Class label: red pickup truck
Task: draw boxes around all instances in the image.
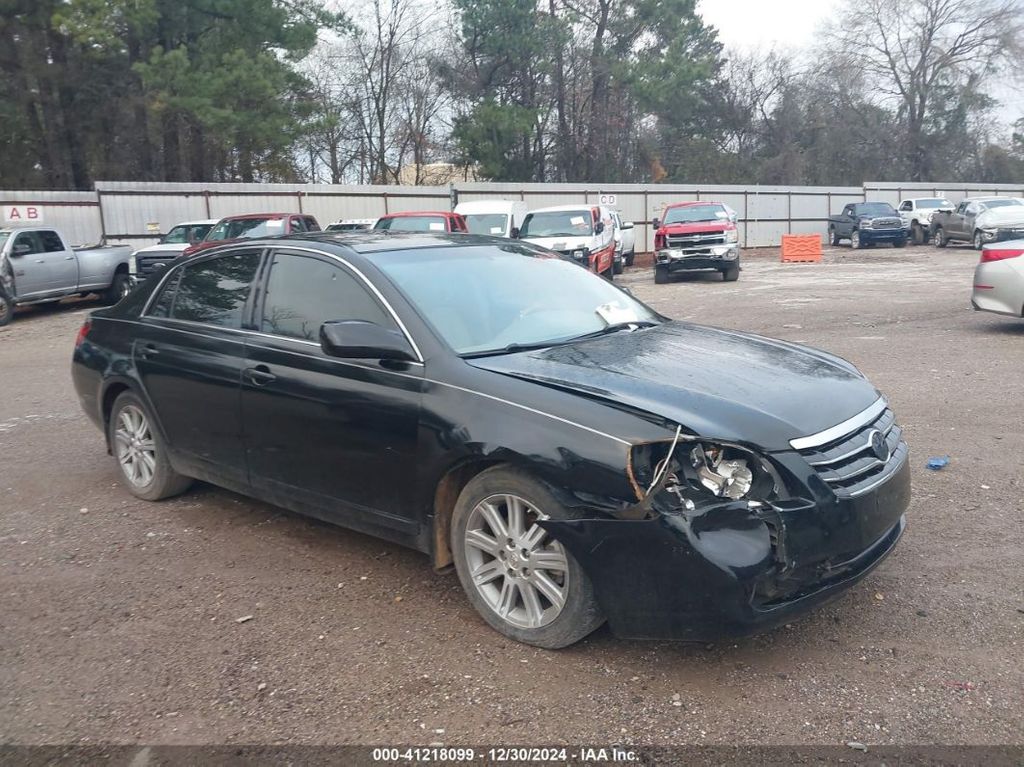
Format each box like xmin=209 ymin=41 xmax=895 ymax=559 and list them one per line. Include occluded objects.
xmin=652 ymin=201 xmax=740 ymax=283
xmin=373 ymin=211 xmax=468 ymax=233
xmin=183 ymin=213 xmax=321 ymax=257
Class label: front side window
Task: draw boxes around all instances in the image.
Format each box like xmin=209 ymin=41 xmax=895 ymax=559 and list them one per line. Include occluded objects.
xmin=261 ymin=252 xmax=393 ymax=341
xmin=519 ymin=211 xmax=593 ymax=238
xmin=164 ymin=252 xmax=260 ymax=327
xmin=12 ymin=232 xmax=40 ymax=255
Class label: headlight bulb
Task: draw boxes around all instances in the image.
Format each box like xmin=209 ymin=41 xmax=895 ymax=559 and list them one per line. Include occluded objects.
xmin=690 ymin=444 xmax=754 ymax=499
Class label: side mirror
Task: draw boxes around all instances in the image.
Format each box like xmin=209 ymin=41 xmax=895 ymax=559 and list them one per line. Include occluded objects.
xmin=510 ymin=226 xmax=520 ymax=239
xmin=621 ymin=221 xmax=634 ymax=230
xmin=320 ymin=320 xmax=416 ymax=362
xmin=729 ymin=212 xmax=738 ymax=223
xmin=652 ymin=218 xmax=661 ymax=229
xmin=595 ymin=221 xmax=605 ymax=234
xmin=11 ymin=243 xmax=31 ymax=256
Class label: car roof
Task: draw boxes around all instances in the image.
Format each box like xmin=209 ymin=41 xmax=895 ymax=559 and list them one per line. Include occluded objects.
xmin=217 ymin=213 xmax=300 ymax=221
xmin=377 ymin=211 xmax=456 ymax=218
xmin=528 ymin=204 xmax=598 ymax=213
xmin=277 ymin=231 xmax=503 ymax=253
xmin=175 ymin=219 xmax=219 ymax=226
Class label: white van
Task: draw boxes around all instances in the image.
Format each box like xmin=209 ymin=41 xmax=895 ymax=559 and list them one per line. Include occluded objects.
xmin=517 ymin=204 xmax=617 ymax=277
xmin=454 ymin=200 xmax=528 ymax=238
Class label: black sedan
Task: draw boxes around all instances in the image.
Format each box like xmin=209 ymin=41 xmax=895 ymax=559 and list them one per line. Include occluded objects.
xmin=71 ymin=232 xmax=910 ymax=648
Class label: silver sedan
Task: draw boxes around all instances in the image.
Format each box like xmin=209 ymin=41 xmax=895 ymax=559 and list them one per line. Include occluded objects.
xmin=972 ymin=239 xmax=1024 ymax=318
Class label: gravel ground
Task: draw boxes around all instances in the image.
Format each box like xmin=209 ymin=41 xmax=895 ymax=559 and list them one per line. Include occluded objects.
xmin=1 ymin=242 xmax=1022 ymax=748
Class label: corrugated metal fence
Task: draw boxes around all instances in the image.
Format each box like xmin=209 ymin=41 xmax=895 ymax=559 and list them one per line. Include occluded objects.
xmin=3 ymin=180 xmax=1023 ymax=251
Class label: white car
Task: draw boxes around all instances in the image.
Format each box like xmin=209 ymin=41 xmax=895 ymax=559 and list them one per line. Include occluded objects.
xmin=610 ymin=210 xmax=636 ymax=271
xmin=517 ymin=204 xmax=618 ymax=278
xmin=896 ymin=198 xmax=953 ymax=244
xmin=130 ymin=219 xmax=217 ymax=281
xmin=455 ymin=200 xmax=528 ymax=238
xmin=972 ymin=239 xmax=1024 ymax=318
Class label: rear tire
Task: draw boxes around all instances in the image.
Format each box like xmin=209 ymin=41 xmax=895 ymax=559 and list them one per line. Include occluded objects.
xmin=935 ymin=227 xmax=948 ymax=248
xmin=0 ymin=291 xmax=13 ymax=327
xmin=108 ymin=391 xmax=192 ymax=501
xmin=103 ymin=271 xmax=131 ymax=305
xmin=450 ymin=466 xmax=605 ymax=649
xmin=654 ymin=265 xmax=670 ymax=284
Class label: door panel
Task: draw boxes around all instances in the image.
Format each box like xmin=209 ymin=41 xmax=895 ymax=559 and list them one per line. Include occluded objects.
xmin=38 ymin=230 xmax=78 ymax=290
xmin=9 ymin=231 xmax=49 ymax=296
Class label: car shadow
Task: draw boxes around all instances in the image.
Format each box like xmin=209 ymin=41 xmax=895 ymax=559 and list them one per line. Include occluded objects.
xmin=9 ymin=294 xmax=106 ymax=324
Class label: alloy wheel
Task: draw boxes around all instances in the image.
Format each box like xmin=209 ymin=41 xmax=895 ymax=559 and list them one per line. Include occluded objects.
xmin=463 ymin=494 xmax=569 ymax=629
xmin=114 ymin=404 xmax=157 ymax=488
xmin=852 ymin=230 xmax=860 ymax=249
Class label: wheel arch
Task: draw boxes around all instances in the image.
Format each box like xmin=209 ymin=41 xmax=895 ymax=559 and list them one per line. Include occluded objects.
xmin=431 ymin=457 xmax=512 ymax=570
xmin=99 ymin=377 xmax=167 ymax=454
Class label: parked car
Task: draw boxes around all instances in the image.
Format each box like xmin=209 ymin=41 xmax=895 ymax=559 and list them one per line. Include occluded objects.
xmin=896 ymin=198 xmax=953 ymax=244
xmin=972 ymin=239 xmax=1024 ymax=318
xmin=828 ymin=202 xmax=906 ymax=249
xmin=326 ymin=219 xmax=376 ymax=232
xmin=932 ymin=197 xmax=1024 ymax=250
xmin=652 ymin=201 xmax=740 ymax=283
xmin=610 ymin=210 xmax=636 ymax=271
xmin=517 ymin=204 xmax=617 ymax=278
xmin=455 ymin=200 xmax=528 ymax=238
xmin=182 ymin=213 xmax=321 ymax=257
xmin=0 ymin=227 xmax=132 ymax=326
xmin=72 ymin=232 xmax=909 ymax=648
xmin=130 ymin=219 xmax=217 ymax=282
xmin=374 ymin=211 xmax=468 ymax=233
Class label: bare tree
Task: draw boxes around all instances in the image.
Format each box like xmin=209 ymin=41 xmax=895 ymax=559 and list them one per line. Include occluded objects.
xmin=827 ymin=0 xmax=1024 ymax=179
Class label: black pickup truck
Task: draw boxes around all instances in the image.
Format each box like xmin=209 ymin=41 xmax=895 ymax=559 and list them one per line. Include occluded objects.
xmin=828 ymin=202 xmax=907 ymax=249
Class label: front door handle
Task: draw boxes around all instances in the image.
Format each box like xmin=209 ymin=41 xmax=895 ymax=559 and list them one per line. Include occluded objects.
xmin=138 ymin=343 xmax=161 ymax=359
xmin=243 ymin=365 xmax=277 ymax=386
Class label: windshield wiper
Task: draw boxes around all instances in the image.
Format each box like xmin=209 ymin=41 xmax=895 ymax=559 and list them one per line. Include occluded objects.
xmin=461 ymin=340 xmax=567 ymax=359
xmin=567 ymin=321 xmax=660 ymax=342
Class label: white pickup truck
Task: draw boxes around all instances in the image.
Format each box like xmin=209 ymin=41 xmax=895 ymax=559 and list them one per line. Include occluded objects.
xmin=0 ymin=227 xmax=133 ymax=326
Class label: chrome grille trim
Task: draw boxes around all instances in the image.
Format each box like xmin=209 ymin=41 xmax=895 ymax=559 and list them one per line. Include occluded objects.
xmin=790 ymin=398 xmax=887 ymax=450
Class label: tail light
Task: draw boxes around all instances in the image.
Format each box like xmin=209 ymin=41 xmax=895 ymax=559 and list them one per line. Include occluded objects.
xmin=654 ymin=232 xmax=666 ymax=250
xmin=75 ymin=319 xmax=91 ymax=348
xmin=981 ymin=247 xmax=1024 ymax=263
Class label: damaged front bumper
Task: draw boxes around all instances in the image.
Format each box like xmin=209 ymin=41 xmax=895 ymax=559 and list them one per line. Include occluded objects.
xmin=540 ymin=452 xmax=910 ymax=641
xmin=656 ymin=246 xmax=739 ymax=273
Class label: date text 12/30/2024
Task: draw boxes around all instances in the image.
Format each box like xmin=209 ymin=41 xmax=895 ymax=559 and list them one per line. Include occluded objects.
xmin=372 ymin=747 xmax=640 ymax=763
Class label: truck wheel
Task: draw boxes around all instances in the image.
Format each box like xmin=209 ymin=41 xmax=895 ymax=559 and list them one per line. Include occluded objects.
xmin=935 ymin=228 xmax=948 ymax=248
xmin=450 ymin=466 xmax=605 ymax=649
xmin=973 ymin=230 xmax=984 ymax=250
xmin=722 ymin=265 xmax=740 ymax=282
xmin=654 ymin=266 xmax=670 ymax=284
xmin=0 ymin=291 xmax=13 ymax=327
xmin=851 ymin=230 xmax=863 ymax=249
xmin=613 ymin=259 xmax=624 ymax=275
xmin=829 ymin=226 xmax=840 ymax=246
xmin=103 ymin=271 xmax=132 ymax=305
xmin=893 ymin=238 xmax=907 ymax=248
xmin=624 ymin=251 xmax=634 ymax=267
xmin=912 ymin=223 xmax=925 ymax=245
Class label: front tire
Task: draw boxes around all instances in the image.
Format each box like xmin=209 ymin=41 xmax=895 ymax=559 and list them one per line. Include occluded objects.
xmin=103 ymin=271 xmax=132 ymax=305
xmin=108 ymin=391 xmax=192 ymax=501
xmin=0 ymin=291 xmax=13 ymax=327
xmin=654 ymin=265 xmax=670 ymax=284
xmin=973 ymin=230 xmax=984 ymax=250
xmin=935 ymin=227 xmax=948 ymax=248
xmin=723 ymin=264 xmax=740 ymax=281
xmin=851 ymin=229 xmax=863 ymax=249
xmin=451 ymin=467 xmax=605 ymax=649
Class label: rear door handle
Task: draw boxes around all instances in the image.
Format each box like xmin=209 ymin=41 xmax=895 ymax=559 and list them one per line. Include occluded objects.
xmin=138 ymin=343 xmax=161 ymax=359
xmin=243 ymin=365 xmax=276 ymax=386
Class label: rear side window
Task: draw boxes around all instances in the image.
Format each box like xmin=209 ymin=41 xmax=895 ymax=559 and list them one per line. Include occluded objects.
xmin=305 ymin=217 xmax=320 ymax=231
xmin=260 ymin=252 xmax=393 ymax=341
xmin=162 ymin=252 xmax=260 ymax=327
xmin=148 ymin=270 xmax=182 ymax=318
xmin=39 ymin=231 xmax=65 ymax=252
xmin=290 ymin=216 xmax=307 ymax=233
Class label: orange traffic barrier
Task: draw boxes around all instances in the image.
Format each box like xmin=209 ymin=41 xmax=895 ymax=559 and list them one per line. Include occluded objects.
xmin=780 ymin=234 xmax=823 ymax=263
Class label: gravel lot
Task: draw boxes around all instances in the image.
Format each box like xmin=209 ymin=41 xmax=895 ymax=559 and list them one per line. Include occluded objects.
xmin=1 ymin=243 xmax=1022 ymax=748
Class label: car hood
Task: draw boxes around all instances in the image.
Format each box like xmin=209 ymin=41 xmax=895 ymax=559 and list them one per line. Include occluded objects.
xmin=978 ymin=207 xmax=1024 ymax=227
xmin=467 ymin=321 xmax=880 ymax=451
xmin=522 ymin=235 xmax=595 ymax=252
xmin=134 ymin=243 xmax=190 ymax=255
xmin=660 ymin=222 xmax=733 ymax=235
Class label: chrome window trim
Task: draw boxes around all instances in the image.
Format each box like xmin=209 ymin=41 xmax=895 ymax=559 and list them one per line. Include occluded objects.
xmin=139 ymin=242 xmax=425 ymax=364
xmin=790 ymin=397 xmax=887 ymax=451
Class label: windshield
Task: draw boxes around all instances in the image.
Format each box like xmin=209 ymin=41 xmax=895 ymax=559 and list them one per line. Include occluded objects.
xmin=984 ymin=199 xmax=1024 ymax=210
xmin=663 ymin=204 xmax=729 ymax=225
xmin=206 ymin=217 xmax=285 ymax=241
xmin=464 ymin=214 xmax=509 ymax=236
xmin=917 ymin=199 xmax=953 ymax=209
xmin=519 ymin=211 xmax=593 ymax=238
xmin=161 ymin=223 xmax=214 ymax=244
xmin=374 ymin=215 xmax=448 ymax=232
xmin=375 ymin=244 xmax=660 ymax=355
xmin=856 ymin=203 xmax=897 ymax=216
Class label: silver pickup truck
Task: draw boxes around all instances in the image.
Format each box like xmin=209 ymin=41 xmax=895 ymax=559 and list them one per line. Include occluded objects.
xmin=0 ymin=227 xmax=132 ymax=326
